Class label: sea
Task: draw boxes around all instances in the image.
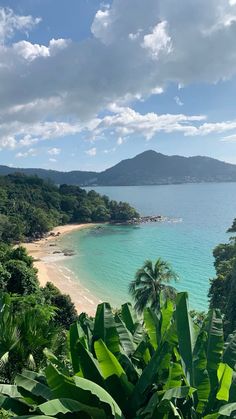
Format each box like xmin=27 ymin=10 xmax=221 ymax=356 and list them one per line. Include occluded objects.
xmin=60 ymin=182 xmax=236 ymax=311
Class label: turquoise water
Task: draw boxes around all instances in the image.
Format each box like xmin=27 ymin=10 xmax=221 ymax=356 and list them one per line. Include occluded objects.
xmin=61 ymin=183 xmax=236 ymax=311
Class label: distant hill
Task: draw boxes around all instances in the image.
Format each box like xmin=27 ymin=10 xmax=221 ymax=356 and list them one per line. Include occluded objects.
xmin=1 ymin=150 xmax=236 ymax=186
xmin=0 ymin=165 xmax=98 ymax=185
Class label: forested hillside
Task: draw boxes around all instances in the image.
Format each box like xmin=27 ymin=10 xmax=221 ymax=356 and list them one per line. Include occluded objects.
xmin=0 ymin=173 xmax=139 ymax=243
xmin=2 ymin=150 xmax=236 ymax=185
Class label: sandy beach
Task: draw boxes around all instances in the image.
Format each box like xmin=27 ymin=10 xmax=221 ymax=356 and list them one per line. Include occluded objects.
xmin=22 ymin=224 xmax=100 ymax=316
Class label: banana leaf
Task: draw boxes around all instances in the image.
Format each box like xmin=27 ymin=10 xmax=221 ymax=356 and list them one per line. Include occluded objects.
xmin=46 ymin=363 xmax=123 ymax=418
xmin=218 ymin=402 xmax=236 ymax=417
xmin=164 ymin=361 xmax=184 ymax=389
xmin=161 ymin=299 xmax=174 ymax=338
xmin=216 ymin=363 xmax=233 ymax=402
xmin=175 ymin=292 xmax=199 ymax=386
xmin=129 ymin=341 xmax=170 ymax=415
xmin=69 ymin=321 xmax=86 ymax=374
xmin=143 ymin=308 xmax=160 ymax=350
xmin=193 ymin=331 xmax=210 ymax=414
xmin=14 ymin=416 xmax=55 ymax=418
xmin=15 ymin=373 xmax=52 ymax=403
xmin=0 ymin=384 xmax=21 ymax=398
xmin=94 ymin=338 xmax=133 ymax=412
xmin=93 ymin=303 xmax=120 ymax=354
xmin=76 ymin=340 xmax=105 ymax=388
xmin=223 ymin=332 xmax=236 ymax=370
xmin=121 ymin=302 xmax=138 ymax=334
xmin=38 ymin=397 xmax=107 ymax=418
xmin=204 ymin=309 xmax=224 ymax=390
xmin=0 ymin=394 xmax=31 ymax=416
xmin=114 ymin=313 xmax=136 ymax=356
xmin=161 ymin=385 xmax=196 ymax=401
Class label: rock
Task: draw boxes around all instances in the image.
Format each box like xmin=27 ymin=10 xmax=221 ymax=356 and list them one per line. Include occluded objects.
xmin=62 ymin=248 xmax=75 ymax=257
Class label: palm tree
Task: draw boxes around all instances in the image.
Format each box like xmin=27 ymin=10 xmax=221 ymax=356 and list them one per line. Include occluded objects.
xmin=129 ymin=258 xmax=178 ymax=314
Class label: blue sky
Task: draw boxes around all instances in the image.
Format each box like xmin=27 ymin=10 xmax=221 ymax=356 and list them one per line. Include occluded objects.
xmin=1 ymin=0 xmax=236 ymax=171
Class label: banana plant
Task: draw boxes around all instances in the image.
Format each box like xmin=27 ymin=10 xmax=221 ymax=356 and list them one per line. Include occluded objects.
xmin=1 ymin=296 xmax=236 ymax=418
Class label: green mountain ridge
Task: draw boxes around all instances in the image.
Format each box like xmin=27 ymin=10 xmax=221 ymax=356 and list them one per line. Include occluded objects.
xmin=1 ymin=149 xmax=236 ymax=185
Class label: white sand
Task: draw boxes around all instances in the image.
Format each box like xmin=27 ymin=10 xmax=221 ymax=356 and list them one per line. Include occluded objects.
xmin=22 ymin=224 xmax=100 ymax=316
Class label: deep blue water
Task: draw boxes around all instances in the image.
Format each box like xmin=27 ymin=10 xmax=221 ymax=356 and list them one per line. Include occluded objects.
xmin=61 ymin=183 xmax=236 ymax=311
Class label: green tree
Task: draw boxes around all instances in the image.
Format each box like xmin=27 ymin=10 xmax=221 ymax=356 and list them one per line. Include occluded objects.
xmin=208 ymin=221 xmax=236 ymax=336
xmin=25 ymin=207 xmax=53 ymax=238
xmin=42 ymin=282 xmax=77 ymax=329
xmin=110 ymin=201 xmax=139 ymax=222
xmin=0 ymin=293 xmax=60 ymax=383
xmin=73 ymin=203 xmax=92 ymax=222
xmin=228 ymin=218 xmax=236 ymax=232
xmin=5 ymin=260 xmax=39 ymax=295
xmin=129 ymin=258 xmax=178 ymax=313
xmin=0 ymin=263 xmax=10 ymax=291
xmin=92 ymin=205 xmax=111 ymax=222
xmin=8 ymin=246 xmax=34 ymax=268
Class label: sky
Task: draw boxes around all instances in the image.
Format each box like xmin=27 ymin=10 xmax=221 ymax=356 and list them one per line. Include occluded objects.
xmin=1 ymin=0 xmax=236 ymax=171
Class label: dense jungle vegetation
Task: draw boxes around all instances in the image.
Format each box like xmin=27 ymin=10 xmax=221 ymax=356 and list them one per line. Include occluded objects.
xmin=0 ymin=173 xmax=139 ymax=243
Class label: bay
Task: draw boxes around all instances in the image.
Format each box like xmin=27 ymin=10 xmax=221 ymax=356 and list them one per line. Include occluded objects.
xmin=61 ymin=182 xmax=236 ymax=311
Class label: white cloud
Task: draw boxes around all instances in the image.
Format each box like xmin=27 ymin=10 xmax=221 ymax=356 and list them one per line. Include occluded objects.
xmin=151 ymin=87 xmax=164 ymax=95
xmin=117 ymin=136 xmax=124 ymax=145
xmin=13 ymin=40 xmax=50 ymax=61
xmin=0 ymin=120 xmax=93 ymax=149
xmin=13 ymin=38 xmax=69 ymax=61
xmin=86 ymin=147 xmax=97 ymax=156
xmin=1 ymin=2 xmax=236 ymax=151
xmin=48 ymin=147 xmax=61 ymax=155
xmin=97 ymin=105 xmax=205 ymax=140
xmin=220 ymin=134 xmax=236 ymax=142
xmin=128 ymin=29 xmax=143 ymax=40
xmin=104 ymin=147 xmax=116 ymax=154
xmin=0 ymin=7 xmax=40 ymax=44
xmin=195 ymin=121 xmax=236 ymax=136
xmin=0 ymin=135 xmax=16 ymax=150
xmin=174 ymin=96 xmax=184 ymax=106
xmin=142 ymin=21 xmax=172 ymax=59
xmin=91 ymin=8 xmax=111 ymax=44
xmin=16 ymin=148 xmax=37 ymax=158
xmin=49 ymin=158 xmax=57 ymax=163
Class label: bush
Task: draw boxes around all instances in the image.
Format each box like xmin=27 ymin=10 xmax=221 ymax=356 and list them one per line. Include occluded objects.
xmin=5 ymin=260 xmax=39 ymax=295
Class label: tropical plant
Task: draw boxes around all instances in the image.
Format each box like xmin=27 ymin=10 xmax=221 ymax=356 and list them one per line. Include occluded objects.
xmin=1 ymin=295 xmax=236 ymax=418
xmin=209 ymin=222 xmax=236 ymax=337
xmin=0 ymin=293 xmax=62 ymax=383
xmin=129 ymin=258 xmax=178 ymax=313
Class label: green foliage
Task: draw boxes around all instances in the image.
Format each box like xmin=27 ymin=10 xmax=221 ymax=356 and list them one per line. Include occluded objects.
xmin=42 ymin=282 xmax=77 ymax=329
xmin=5 ymin=261 xmax=39 ymax=296
xmin=228 ymin=218 xmax=236 ymax=233
xmin=0 ymin=174 xmax=139 ymax=242
xmin=0 ymin=246 xmax=39 ymax=295
xmin=0 ymin=295 xmax=236 ymax=418
xmin=129 ymin=258 xmax=178 ymax=313
xmin=0 ymin=293 xmax=60 ymax=383
xmin=209 ymin=221 xmax=236 ymax=336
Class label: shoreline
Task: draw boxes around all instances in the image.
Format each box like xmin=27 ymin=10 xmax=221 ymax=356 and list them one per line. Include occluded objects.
xmin=22 ymin=224 xmax=100 ymax=316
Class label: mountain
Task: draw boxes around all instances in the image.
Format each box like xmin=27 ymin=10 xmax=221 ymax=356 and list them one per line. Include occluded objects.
xmin=1 ymin=150 xmax=236 ymax=186
xmin=97 ymin=150 xmax=236 ymax=185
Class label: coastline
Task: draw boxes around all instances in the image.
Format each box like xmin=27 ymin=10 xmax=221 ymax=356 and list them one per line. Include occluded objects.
xmin=22 ymin=224 xmax=100 ymax=316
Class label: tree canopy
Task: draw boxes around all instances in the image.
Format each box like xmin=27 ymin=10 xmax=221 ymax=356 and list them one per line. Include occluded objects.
xmin=0 ymin=173 xmax=139 ymax=243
